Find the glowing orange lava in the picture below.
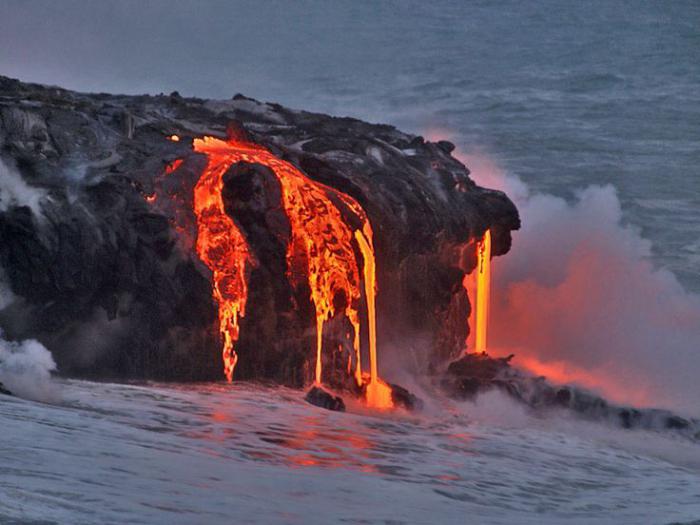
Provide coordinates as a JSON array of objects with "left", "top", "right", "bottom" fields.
[
  {"left": 475, "top": 229, "right": 491, "bottom": 352},
  {"left": 465, "top": 229, "right": 491, "bottom": 352},
  {"left": 193, "top": 137, "right": 255, "bottom": 382},
  {"left": 355, "top": 229, "right": 393, "bottom": 409},
  {"left": 191, "top": 135, "right": 392, "bottom": 406}
]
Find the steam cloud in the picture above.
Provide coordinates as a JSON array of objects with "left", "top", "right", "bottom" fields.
[
  {"left": 0, "top": 330, "right": 58, "bottom": 403},
  {"left": 459, "top": 152, "right": 700, "bottom": 416},
  {"left": 0, "top": 161, "right": 56, "bottom": 402},
  {"left": 0, "top": 158, "right": 47, "bottom": 216}
]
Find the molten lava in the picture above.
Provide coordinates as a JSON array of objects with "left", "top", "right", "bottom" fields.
[
  {"left": 355, "top": 229, "right": 392, "bottom": 408},
  {"left": 191, "top": 135, "right": 393, "bottom": 407},
  {"left": 465, "top": 229, "right": 492, "bottom": 352},
  {"left": 193, "top": 137, "right": 256, "bottom": 382},
  {"left": 475, "top": 229, "right": 491, "bottom": 352}
]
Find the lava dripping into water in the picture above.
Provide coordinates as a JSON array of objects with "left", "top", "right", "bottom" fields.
[
  {"left": 191, "top": 135, "right": 392, "bottom": 408},
  {"left": 475, "top": 229, "right": 491, "bottom": 352},
  {"left": 465, "top": 229, "right": 492, "bottom": 352},
  {"left": 193, "top": 137, "right": 255, "bottom": 382}
]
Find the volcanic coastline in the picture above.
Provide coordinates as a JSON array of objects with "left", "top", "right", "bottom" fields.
[{"left": 1, "top": 76, "right": 698, "bottom": 438}]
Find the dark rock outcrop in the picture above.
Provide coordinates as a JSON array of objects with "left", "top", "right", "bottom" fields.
[
  {"left": 443, "top": 352, "right": 700, "bottom": 440},
  {"left": 0, "top": 76, "right": 519, "bottom": 385},
  {"left": 388, "top": 383, "right": 423, "bottom": 411},
  {"left": 305, "top": 386, "right": 346, "bottom": 412}
]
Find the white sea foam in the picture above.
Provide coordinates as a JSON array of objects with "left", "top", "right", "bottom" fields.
[{"left": 0, "top": 381, "right": 698, "bottom": 525}]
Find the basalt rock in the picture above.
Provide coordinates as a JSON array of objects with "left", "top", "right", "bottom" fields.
[
  {"left": 388, "top": 383, "right": 423, "bottom": 411},
  {"left": 0, "top": 76, "right": 519, "bottom": 385},
  {"left": 305, "top": 386, "right": 346, "bottom": 412},
  {"left": 443, "top": 352, "right": 700, "bottom": 440}
]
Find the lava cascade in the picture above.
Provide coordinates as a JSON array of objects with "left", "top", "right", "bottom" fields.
[
  {"left": 475, "top": 229, "right": 491, "bottom": 351},
  {"left": 465, "top": 229, "right": 492, "bottom": 352},
  {"left": 192, "top": 136, "right": 392, "bottom": 408},
  {"left": 193, "top": 137, "right": 256, "bottom": 382}
]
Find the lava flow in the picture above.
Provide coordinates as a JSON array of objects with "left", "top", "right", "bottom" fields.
[
  {"left": 193, "top": 137, "right": 255, "bottom": 382},
  {"left": 475, "top": 229, "right": 491, "bottom": 351},
  {"left": 191, "top": 135, "right": 392, "bottom": 408},
  {"left": 465, "top": 229, "right": 492, "bottom": 352}
]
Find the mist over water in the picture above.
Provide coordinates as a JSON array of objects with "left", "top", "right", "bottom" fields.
[
  {"left": 459, "top": 151, "right": 700, "bottom": 415},
  {"left": 0, "top": 331, "right": 59, "bottom": 402}
]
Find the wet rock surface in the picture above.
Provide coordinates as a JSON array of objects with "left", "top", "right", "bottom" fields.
[
  {"left": 305, "top": 386, "right": 346, "bottom": 412},
  {"left": 0, "top": 76, "right": 519, "bottom": 385},
  {"left": 443, "top": 352, "right": 700, "bottom": 440},
  {"left": 388, "top": 383, "right": 423, "bottom": 411}
]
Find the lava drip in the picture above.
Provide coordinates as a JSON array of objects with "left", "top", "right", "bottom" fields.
[
  {"left": 475, "top": 229, "right": 491, "bottom": 351},
  {"left": 193, "top": 137, "right": 256, "bottom": 382},
  {"left": 466, "top": 229, "right": 492, "bottom": 352}
]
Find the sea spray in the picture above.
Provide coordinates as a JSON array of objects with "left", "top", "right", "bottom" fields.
[{"left": 0, "top": 330, "right": 59, "bottom": 402}]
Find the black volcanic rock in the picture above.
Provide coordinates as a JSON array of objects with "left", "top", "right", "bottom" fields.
[
  {"left": 442, "top": 352, "right": 515, "bottom": 399},
  {"left": 389, "top": 383, "right": 423, "bottom": 411},
  {"left": 305, "top": 386, "right": 346, "bottom": 412},
  {"left": 0, "top": 76, "right": 519, "bottom": 385},
  {"left": 442, "top": 352, "right": 700, "bottom": 440}
]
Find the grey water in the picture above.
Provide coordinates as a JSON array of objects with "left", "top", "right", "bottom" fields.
[{"left": 2, "top": 380, "right": 700, "bottom": 525}]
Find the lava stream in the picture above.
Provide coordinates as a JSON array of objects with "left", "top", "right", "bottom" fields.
[
  {"left": 192, "top": 136, "right": 392, "bottom": 407},
  {"left": 355, "top": 229, "right": 393, "bottom": 408},
  {"left": 474, "top": 229, "right": 491, "bottom": 351}
]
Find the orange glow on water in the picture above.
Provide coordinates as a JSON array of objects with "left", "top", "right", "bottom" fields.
[{"left": 193, "top": 137, "right": 255, "bottom": 382}]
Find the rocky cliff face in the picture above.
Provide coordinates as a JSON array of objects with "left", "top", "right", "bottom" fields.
[{"left": 0, "top": 76, "right": 519, "bottom": 385}]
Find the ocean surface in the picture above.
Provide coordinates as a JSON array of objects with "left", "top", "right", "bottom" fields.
[
  {"left": 2, "top": 380, "right": 700, "bottom": 525},
  {"left": 1, "top": 2, "right": 700, "bottom": 524}
]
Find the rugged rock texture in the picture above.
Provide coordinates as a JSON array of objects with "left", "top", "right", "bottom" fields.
[
  {"left": 0, "top": 76, "right": 519, "bottom": 385},
  {"left": 443, "top": 352, "right": 700, "bottom": 441},
  {"left": 305, "top": 386, "right": 346, "bottom": 412}
]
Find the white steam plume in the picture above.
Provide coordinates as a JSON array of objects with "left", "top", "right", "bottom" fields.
[
  {"left": 457, "top": 150, "right": 700, "bottom": 416},
  {"left": 0, "top": 330, "right": 59, "bottom": 403},
  {"left": 0, "top": 157, "right": 47, "bottom": 216}
]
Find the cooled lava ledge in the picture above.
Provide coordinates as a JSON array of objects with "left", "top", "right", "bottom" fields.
[
  {"left": 0, "top": 77, "right": 518, "bottom": 404},
  {"left": 443, "top": 352, "right": 700, "bottom": 440}
]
